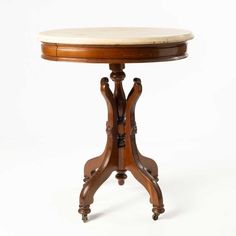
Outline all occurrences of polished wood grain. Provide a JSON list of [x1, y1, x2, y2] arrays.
[[41, 42, 187, 63], [40, 38, 191, 222], [78, 64, 164, 222]]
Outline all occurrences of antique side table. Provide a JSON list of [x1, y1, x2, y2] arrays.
[[38, 27, 193, 222]]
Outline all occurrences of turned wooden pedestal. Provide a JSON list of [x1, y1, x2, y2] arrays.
[[79, 63, 164, 222], [39, 27, 193, 222]]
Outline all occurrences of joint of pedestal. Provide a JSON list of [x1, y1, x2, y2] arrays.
[[105, 118, 137, 148], [109, 63, 125, 72], [109, 63, 126, 82]]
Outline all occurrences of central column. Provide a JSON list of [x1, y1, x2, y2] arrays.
[[109, 64, 127, 185]]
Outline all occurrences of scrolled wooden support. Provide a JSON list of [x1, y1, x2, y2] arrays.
[[125, 78, 164, 219], [126, 78, 159, 180], [79, 77, 118, 222], [83, 77, 115, 183], [79, 64, 164, 222], [100, 77, 117, 129]]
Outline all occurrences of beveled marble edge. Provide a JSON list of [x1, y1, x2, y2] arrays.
[[38, 27, 193, 45]]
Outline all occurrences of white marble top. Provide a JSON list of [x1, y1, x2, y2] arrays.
[[38, 27, 193, 45]]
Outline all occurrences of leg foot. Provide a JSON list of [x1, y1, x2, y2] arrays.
[[152, 206, 165, 221], [78, 205, 91, 223], [78, 66, 165, 221], [125, 78, 165, 220], [82, 214, 88, 223], [152, 213, 159, 221]]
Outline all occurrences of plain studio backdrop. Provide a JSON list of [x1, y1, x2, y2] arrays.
[[0, 0, 236, 235]]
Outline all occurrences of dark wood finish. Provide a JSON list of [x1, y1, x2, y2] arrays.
[[41, 42, 188, 63], [79, 64, 164, 222], [40, 39, 191, 221]]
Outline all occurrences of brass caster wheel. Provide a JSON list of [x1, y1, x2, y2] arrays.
[[79, 205, 91, 222], [152, 213, 159, 221], [82, 214, 88, 223]]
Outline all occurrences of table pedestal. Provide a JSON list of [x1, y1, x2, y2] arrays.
[[78, 64, 164, 222]]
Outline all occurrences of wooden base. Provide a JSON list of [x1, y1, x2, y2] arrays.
[[78, 64, 164, 222]]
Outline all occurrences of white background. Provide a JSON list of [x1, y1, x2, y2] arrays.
[[0, 0, 236, 235]]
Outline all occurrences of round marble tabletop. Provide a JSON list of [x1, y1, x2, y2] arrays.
[[38, 27, 193, 45]]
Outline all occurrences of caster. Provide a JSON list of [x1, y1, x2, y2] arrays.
[[82, 214, 88, 223], [152, 213, 159, 221], [79, 205, 91, 223]]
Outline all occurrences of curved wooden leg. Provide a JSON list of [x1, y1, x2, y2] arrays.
[[128, 159, 164, 219], [83, 154, 104, 182], [79, 76, 118, 222], [79, 153, 116, 222], [125, 78, 164, 220], [126, 78, 158, 180]]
